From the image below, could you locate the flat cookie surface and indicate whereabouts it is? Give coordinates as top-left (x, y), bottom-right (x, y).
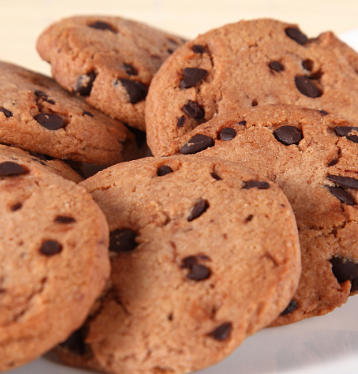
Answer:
top-left (166, 104), bottom-right (358, 326)
top-left (57, 155), bottom-right (301, 374)
top-left (145, 18), bottom-right (358, 155)
top-left (37, 15), bottom-right (186, 131)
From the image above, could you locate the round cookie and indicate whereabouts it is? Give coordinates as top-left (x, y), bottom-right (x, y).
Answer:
top-left (55, 155), bottom-right (301, 374)
top-left (0, 61), bottom-right (134, 165)
top-left (0, 153), bottom-right (110, 371)
top-left (36, 15), bottom-right (186, 131)
top-left (145, 18), bottom-right (358, 155)
top-left (165, 104), bottom-right (358, 326)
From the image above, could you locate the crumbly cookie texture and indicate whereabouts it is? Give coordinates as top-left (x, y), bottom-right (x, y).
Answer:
top-left (145, 18), bottom-right (358, 156)
top-left (37, 15), bottom-right (186, 131)
top-left (165, 104), bottom-right (358, 326)
top-left (55, 155), bottom-right (301, 374)
top-left (0, 61), bottom-right (134, 165)
top-left (0, 152), bottom-right (110, 371)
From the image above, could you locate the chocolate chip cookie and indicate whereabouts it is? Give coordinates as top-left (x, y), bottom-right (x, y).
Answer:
top-left (0, 150), bottom-right (110, 371)
top-left (37, 15), bottom-right (186, 131)
top-left (165, 104), bottom-right (358, 326)
top-left (145, 18), bottom-right (358, 155)
top-left (55, 155), bottom-right (301, 374)
top-left (0, 61), bottom-right (134, 165)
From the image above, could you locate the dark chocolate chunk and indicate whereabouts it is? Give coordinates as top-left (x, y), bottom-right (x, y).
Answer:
top-left (210, 322), bottom-right (232, 341)
top-left (75, 71), bottom-right (96, 96)
top-left (89, 21), bottom-right (115, 32)
top-left (295, 76), bottom-right (322, 98)
top-left (244, 180), bottom-right (270, 190)
top-left (187, 263), bottom-right (211, 281)
top-left (182, 100), bottom-right (205, 120)
top-left (55, 216), bottom-right (76, 224)
top-left (180, 134), bottom-right (214, 154)
top-left (35, 113), bottom-right (65, 130)
top-left (123, 63), bottom-right (138, 76)
top-left (330, 257), bottom-right (358, 283)
top-left (327, 175), bottom-right (358, 190)
top-left (274, 126), bottom-right (302, 145)
top-left (180, 68), bottom-right (207, 89)
top-left (11, 202), bottom-right (22, 211)
top-left (83, 111), bottom-right (94, 117)
top-left (34, 90), bottom-right (55, 105)
top-left (0, 107), bottom-right (12, 118)
top-left (328, 186), bottom-right (354, 205)
top-left (220, 127), bottom-right (236, 141)
top-left (188, 199), bottom-right (209, 221)
top-left (40, 240), bottom-right (63, 256)
top-left (60, 327), bottom-right (87, 356)
top-left (269, 61), bottom-right (284, 72)
top-left (238, 120), bottom-right (246, 126)
top-left (335, 126), bottom-right (358, 143)
top-left (118, 79), bottom-right (148, 104)
top-left (328, 159), bottom-right (339, 167)
top-left (319, 110), bottom-right (328, 116)
top-left (302, 59), bottom-right (314, 71)
top-left (177, 115), bottom-right (185, 128)
top-left (285, 27), bottom-right (308, 45)
top-left (110, 228), bottom-right (137, 253)
top-left (157, 165), bottom-right (173, 176)
top-left (192, 44), bottom-right (206, 53)
top-left (280, 299), bottom-right (299, 315)
top-left (0, 162), bottom-right (27, 176)
top-left (211, 172), bottom-right (222, 180)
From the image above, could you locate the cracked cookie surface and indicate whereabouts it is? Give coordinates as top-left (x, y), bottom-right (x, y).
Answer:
top-left (145, 18), bottom-right (358, 156)
top-left (0, 61), bottom-right (134, 165)
top-left (37, 15), bottom-right (186, 131)
top-left (165, 104), bottom-right (358, 326)
top-left (56, 155), bottom-right (301, 374)
top-left (0, 148), bottom-right (110, 371)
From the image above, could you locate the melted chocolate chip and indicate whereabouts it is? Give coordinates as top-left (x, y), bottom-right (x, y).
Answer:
top-left (285, 27), bottom-right (308, 45)
top-left (83, 111), bottom-right (94, 117)
top-left (187, 263), bottom-right (211, 280)
top-left (269, 61), bottom-right (284, 72)
top-left (40, 240), bottom-right (63, 256)
top-left (123, 63), bottom-right (138, 76)
top-left (244, 180), bottom-right (270, 189)
top-left (89, 21), bottom-right (115, 32)
top-left (182, 100), bottom-right (205, 120)
top-left (327, 175), bottom-right (358, 190)
top-left (180, 134), bottom-right (214, 154)
top-left (118, 79), bottom-right (147, 104)
top-left (220, 128), bottom-right (236, 141)
top-left (319, 110), bottom-right (328, 116)
top-left (335, 126), bottom-right (358, 143)
top-left (295, 76), bottom-right (322, 98)
top-left (328, 186), bottom-right (354, 205)
top-left (0, 162), bottom-right (27, 176)
top-left (60, 327), bottom-right (87, 355)
top-left (330, 257), bottom-right (358, 283)
top-left (211, 172), bottom-right (222, 180)
top-left (0, 107), bottom-right (12, 118)
top-left (75, 72), bottom-right (96, 96)
top-left (280, 299), bottom-right (299, 315)
top-left (180, 68), bottom-right (207, 89)
top-left (302, 59), bottom-right (314, 71)
top-left (188, 199), bottom-right (209, 221)
top-left (55, 216), bottom-right (76, 224)
top-left (110, 228), bottom-right (137, 252)
top-left (328, 159), bottom-right (339, 167)
top-left (210, 322), bottom-right (232, 341)
top-left (193, 45), bottom-right (206, 53)
top-left (157, 165), bottom-right (173, 176)
top-left (35, 90), bottom-right (55, 104)
top-left (11, 202), bottom-right (22, 211)
top-left (238, 120), bottom-right (246, 126)
top-left (177, 115), bottom-right (185, 128)
top-left (35, 113), bottom-right (65, 130)
top-left (274, 126), bottom-right (303, 145)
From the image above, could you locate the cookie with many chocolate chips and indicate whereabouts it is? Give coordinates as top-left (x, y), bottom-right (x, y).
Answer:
top-left (145, 18), bottom-right (358, 155)
top-left (0, 61), bottom-right (134, 165)
top-left (55, 155), bottom-right (301, 374)
top-left (36, 15), bottom-right (186, 131)
top-left (0, 149), bottom-right (110, 371)
top-left (165, 104), bottom-right (358, 326)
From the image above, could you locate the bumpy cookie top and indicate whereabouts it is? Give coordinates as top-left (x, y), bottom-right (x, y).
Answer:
top-left (0, 61), bottom-right (134, 165)
top-left (145, 18), bottom-right (358, 155)
top-left (0, 151), bottom-right (110, 371)
top-left (166, 104), bottom-right (358, 326)
top-left (37, 15), bottom-right (186, 131)
top-left (58, 155), bottom-right (301, 374)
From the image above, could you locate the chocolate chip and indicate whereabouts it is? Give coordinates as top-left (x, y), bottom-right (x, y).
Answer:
top-left (328, 186), bottom-right (354, 205)
top-left (34, 90), bottom-right (55, 104)
top-left (118, 79), bottom-right (147, 104)
top-left (220, 128), bottom-right (236, 141)
top-left (60, 327), bottom-right (87, 355)
top-left (123, 63), bottom-right (138, 76)
top-left (35, 113), bottom-right (65, 130)
top-left (245, 214), bottom-right (254, 222)
top-left (40, 240), bottom-right (63, 256)
top-left (330, 257), bottom-right (358, 283)
top-left (157, 165), bottom-right (173, 176)
top-left (269, 61), bottom-right (284, 72)
top-left (180, 68), bottom-right (207, 89)
top-left (110, 228), bottom-right (137, 253)
top-left (335, 126), bottom-right (358, 143)
top-left (182, 100), bottom-right (205, 120)
top-left (0, 107), bottom-right (12, 118)
top-left (89, 21), bottom-right (115, 32)
top-left (180, 134), bottom-right (214, 155)
top-left (351, 277), bottom-right (358, 292)
top-left (280, 299), bottom-right (299, 315)
top-left (295, 76), bottom-right (322, 98)
top-left (211, 172), bottom-right (221, 180)
top-left (83, 111), bottom-right (94, 117)
top-left (11, 202), bottom-right (22, 211)
top-left (285, 27), bottom-right (308, 45)
top-left (244, 180), bottom-right (270, 189)
top-left (177, 115), bottom-right (185, 128)
top-left (181, 256), bottom-right (198, 269)
top-left (238, 120), bottom-right (246, 126)
top-left (193, 45), bottom-right (206, 53)
top-left (252, 99), bottom-right (258, 107)
top-left (187, 263), bottom-right (211, 281)
top-left (55, 216), bottom-right (76, 224)
top-left (210, 322), bottom-right (232, 341)
top-left (274, 126), bottom-right (303, 145)
top-left (188, 199), bottom-right (209, 221)
top-left (328, 159), bottom-right (339, 167)
top-left (327, 175), bottom-right (358, 190)
top-left (319, 110), bottom-right (328, 116)
top-left (75, 72), bottom-right (96, 96)
top-left (302, 59), bottom-right (314, 71)
top-left (0, 162), bottom-right (27, 176)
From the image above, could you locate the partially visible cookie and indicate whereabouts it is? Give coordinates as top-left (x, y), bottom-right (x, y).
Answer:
top-left (0, 153), bottom-right (110, 371)
top-left (145, 18), bottom-right (358, 155)
top-left (37, 15), bottom-right (186, 131)
top-left (55, 155), bottom-right (301, 374)
top-left (0, 61), bottom-right (134, 165)
top-left (165, 104), bottom-right (358, 326)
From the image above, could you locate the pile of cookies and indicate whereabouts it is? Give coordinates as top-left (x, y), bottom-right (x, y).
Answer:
top-left (1, 14), bottom-right (358, 374)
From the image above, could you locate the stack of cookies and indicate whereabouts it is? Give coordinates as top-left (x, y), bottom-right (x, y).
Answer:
top-left (1, 14), bottom-right (358, 374)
